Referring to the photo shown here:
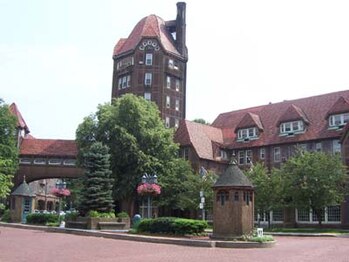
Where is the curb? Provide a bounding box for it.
[0,222,275,249]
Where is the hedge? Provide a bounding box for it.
[26,213,59,225]
[137,217,208,235]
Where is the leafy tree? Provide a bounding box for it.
[0,99,18,199]
[280,151,347,225]
[79,142,114,214]
[76,94,180,214]
[246,163,282,227]
[192,118,210,125]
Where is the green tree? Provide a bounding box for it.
[76,94,180,214]
[79,142,114,214]
[0,99,18,199]
[280,151,347,225]
[246,163,282,227]
[192,118,210,125]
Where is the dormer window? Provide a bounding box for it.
[329,113,349,128]
[280,120,304,135]
[237,127,258,141]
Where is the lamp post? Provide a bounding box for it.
[55,179,66,225]
[141,173,158,219]
[199,167,207,220]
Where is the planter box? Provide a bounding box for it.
[65,217,130,230]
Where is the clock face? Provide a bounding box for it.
[139,39,160,51]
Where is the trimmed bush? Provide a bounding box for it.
[1,209,11,222]
[88,210,115,218]
[26,213,58,225]
[137,217,208,235]
[116,211,129,219]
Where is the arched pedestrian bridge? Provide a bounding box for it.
[15,138,84,187]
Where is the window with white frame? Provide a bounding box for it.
[166,76,171,88]
[175,99,179,111]
[238,150,252,165]
[327,206,341,222]
[126,75,130,87]
[19,158,31,164]
[119,75,130,89]
[165,117,170,128]
[166,96,170,108]
[315,142,322,152]
[144,92,151,101]
[246,150,252,164]
[274,147,281,162]
[237,127,258,140]
[238,151,245,165]
[297,206,341,223]
[280,120,304,135]
[332,139,341,154]
[297,208,310,222]
[175,79,180,91]
[168,59,174,69]
[48,159,61,165]
[174,118,179,129]
[145,53,153,65]
[144,73,152,86]
[260,148,265,160]
[63,159,76,166]
[329,113,349,128]
[34,158,46,165]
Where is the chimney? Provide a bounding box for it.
[176,2,187,58]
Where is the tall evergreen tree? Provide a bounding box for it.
[79,142,114,214]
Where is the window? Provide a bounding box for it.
[220,150,228,160]
[166,76,171,88]
[217,191,229,206]
[144,92,151,101]
[174,118,179,129]
[175,79,180,91]
[297,208,310,222]
[165,117,170,128]
[48,159,61,165]
[175,99,179,111]
[260,148,265,160]
[63,159,76,166]
[246,150,252,164]
[272,209,284,222]
[119,75,130,89]
[34,158,46,165]
[19,158,31,164]
[181,147,189,160]
[166,96,170,108]
[126,75,130,87]
[329,113,349,128]
[145,53,153,65]
[332,139,341,154]
[238,151,245,165]
[315,142,322,152]
[280,120,304,135]
[327,206,341,222]
[118,78,122,89]
[168,59,174,69]
[234,192,239,201]
[144,73,152,86]
[237,127,258,140]
[274,147,281,162]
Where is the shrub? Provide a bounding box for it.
[137,217,208,235]
[65,211,79,221]
[88,210,115,218]
[26,213,59,225]
[1,209,11,222]
[248,235,274,243]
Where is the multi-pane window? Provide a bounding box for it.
[237,127,258,140]
[144,73,152,86]
[166,76,171,88]
[234,192,239,201]
[274,147,281,162]
[144,92,151,101]
[220,150,228,160]
[166,96,171,108]
[180,147,189,160]
[217,191,229,206]
[145,53,153,65]
[246,150,252,164]
[297,209,310,222]
[118,75,130,89]
[280,120,304,134]
[327,206,341,222]
[272,209,284,222]
[238,150,252,165]
[332,139,341,154]
[329,113,349,127]
[260,148,265,160]
[175,79,180,91]
[238,151,245,165]
[175,99,179,111]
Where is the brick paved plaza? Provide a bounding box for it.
[1,226,348,262]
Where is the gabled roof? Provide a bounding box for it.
[12,179,36,197]
[209,90,349,149]
[19,138,78,157]
[174,120,224,161]
[276,104,310,126]
[234,112,263,132]
[9,103,30,133]
[113,15,180,57]
[325,96,349,118]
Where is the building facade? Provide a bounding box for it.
[111,2,188,128]
[175,90,349,227]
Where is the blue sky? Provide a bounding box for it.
[1,0,349,139]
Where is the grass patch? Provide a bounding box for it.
[248,235,274,243]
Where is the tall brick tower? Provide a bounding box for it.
[111,2,188,128]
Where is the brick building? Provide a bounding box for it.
[175,90,349,227]
[111,2,188,128]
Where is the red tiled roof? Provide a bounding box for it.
[113,15,180,56]
[175,120,224,161]
[235,112,264,132]
[276,104,310,126]
[19,138,78,157]
[212,90,349,149]
[9,103,29,133]
[325,96,349,119]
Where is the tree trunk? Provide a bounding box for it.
[314,208,323,227]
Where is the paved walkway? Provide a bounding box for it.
[1,226,349,262]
